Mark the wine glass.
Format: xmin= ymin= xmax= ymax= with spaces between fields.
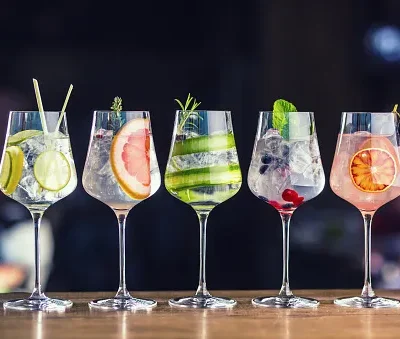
xmin=330 ymin=112 xmax=400 ymax=308
xmin=0 ymin=111 xmax=77 ymax=311
xmin=165 ymin=110 xmax=242 ymax=308
xmin=248 ymin=111 xmax=325 ymax=308
xmin=82 ymin=111 xmax=161 ymax=310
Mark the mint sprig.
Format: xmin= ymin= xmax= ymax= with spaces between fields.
xmin=272 ymin=99 xmax=297 ymax=139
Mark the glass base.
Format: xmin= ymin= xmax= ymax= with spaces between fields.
xmin=3 ymin=298 xmax=73 ymax=311
xmin=169 ymin=295 xmax=237 ymax=309
xmin=89 ymin=297 xmax=157 ymax=311
xmin=252 ymin=295 xmax=319 ymax=308
xmin=334 ymin=296 xmax=400 ymax=308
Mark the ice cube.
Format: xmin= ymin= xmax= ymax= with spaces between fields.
xmin=254 ymin=165 xmax=292 ymax=201
xmin=309 ymin=135 xmax=321 ymax=158
xmin=261 ymin=129 xmax=282 ymax=156
xmin=19 ymin=135 xmax=45 ymax=168
xmin=98 ymin=161 xmax=117 ymax=185
xmin=171 ymin=149 xmax=237 ymax=171
xmin=19 ymin=175 xmax=42 ymax=200
xmin=289 ymin=141 xmax=313 ymax=173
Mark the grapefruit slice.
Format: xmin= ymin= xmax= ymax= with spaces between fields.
xmin=110 ymin=118 xmax=151 ymax=200
xmin=350 ymin=147 xmax=397 ymax=193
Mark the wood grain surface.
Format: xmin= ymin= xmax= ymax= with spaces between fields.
xmin=1 ymin=290 xmax=400 ymax=338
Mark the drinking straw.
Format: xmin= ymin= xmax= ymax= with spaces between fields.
xmin=32 ymin=79 xmax=48 ymax=135
xmin=55 ymin=84 xmax=73 ymax=132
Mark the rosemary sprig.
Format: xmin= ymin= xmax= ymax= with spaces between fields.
xmin=175 ymin=93 xmax=202 ymax=134
xmin=111 ymin=96 xmax=123 ymax=114
xmin=110 ymin=96 xmax=123 ymax=129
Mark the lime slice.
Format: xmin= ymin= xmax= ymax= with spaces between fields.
xmin=172 ymin=134 xmax=236 ymax=156
xmin=7 ymin=130 xmax=43 ymax=146
xmin=0 ymin=146 xmax=24 ymax=195
xmin=34 ymin=150 xmax=71 ymax=191
xmin=165 ymin=164 xmax=242 ymax=191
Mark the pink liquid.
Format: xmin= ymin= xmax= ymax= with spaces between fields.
xmin=330 ymin=133 xmax=400 ymax=212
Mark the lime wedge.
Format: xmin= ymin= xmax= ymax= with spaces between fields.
xmin=34 ymin=150 xmax=71 ymax=191
xmin=165 ymin=164 xmax=242 ymax=191
xmin=7 ymin=130 xmax=43 ymax=146
xmin=172 ymin=134 xmax=236 ymax=156
xmin=0 ymin=152 xmax=11 ymax=189
xmin=0 ymin=146 xmax=24 ymax=195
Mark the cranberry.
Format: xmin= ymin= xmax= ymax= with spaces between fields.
xmin=293 ymin=196 xmax=304 ymax=206
xmin=282 ymin=189 xmax=298 ymax=202
xmin=268 ymin=200 xmax=282 ymax=209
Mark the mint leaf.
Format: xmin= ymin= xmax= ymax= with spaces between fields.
xmin=272 ymin=99 xmax=297 ymax=139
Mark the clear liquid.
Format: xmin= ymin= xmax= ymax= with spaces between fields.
xmin=165 ymin=143 xmax=242 ymax=213
xmin=2 ymin=133 xmax=77 ymax=211
xmin=330 ymin=133 xmax=400 ymax=211
xmin=248 ymin=129 xmax=325 ymax=210
xmin=82 ymin=129 xmax=161 ymax=210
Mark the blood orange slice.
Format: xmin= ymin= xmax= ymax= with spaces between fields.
xmin=350 ymin=147 xmax=397 ymax=193
xmin=110 ymin=118 xmax=151 ymax=199
xmin=360 ymin=137 xmax=399 ymax=161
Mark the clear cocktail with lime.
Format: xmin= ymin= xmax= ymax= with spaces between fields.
xmin=0 ymin=112 xmax=77 ymax=312
xmin=1 ymin=128 xmax=77 ymax=211
xmin=0 ymin=80 xmax=77 ymax=311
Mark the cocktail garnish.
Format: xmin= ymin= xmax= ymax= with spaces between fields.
xmin=175 ymin=93 xmax=202 ymax=134
xmin=350 ymin=148 xmax=396 ymax=192
xmin=32 ymin=79 xmax=48 ymax=135
xmin=111 ymin=96 xmax=123 ymax=114
xmin=55 ymin=84 xmax=74 ymax=132
xmin=272 ymin=99 xmax=297 ymax=139
xmin=110 ymin=96 xmax=123 ymax=128
xmin=392 ymin=104 xmax=399 ymax=114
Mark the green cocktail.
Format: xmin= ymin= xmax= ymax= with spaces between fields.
xmin=165 ymin=133 xmax=241 ymax=212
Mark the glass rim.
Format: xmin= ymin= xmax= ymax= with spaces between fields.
xmin=259 ymin=111 xmax=313 ymax=114
xmin=341 ymin=112 xmax=396 ymax=114
xmin=94 ymin=110 xmax=150 ymax=113
xmin=176 ymin=110 xmax=230 ymax=113
xmin=9 ymin=111 xmax=64 ymax=114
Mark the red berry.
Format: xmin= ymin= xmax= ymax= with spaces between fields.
xmin=282 ymin=189 xmax=298 ymax=202
xmin=268 ymin=200 xmax=282 ymax=209
xmin=293 ymin=196 xmax=304 ymax=206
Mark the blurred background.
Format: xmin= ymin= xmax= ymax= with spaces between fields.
xmin=1 ymin=0 xmax=400 ymax=293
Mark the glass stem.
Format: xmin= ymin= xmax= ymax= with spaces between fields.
xmin=361 ymin=212 xmax=376 ymax=299
xmin=195 ymin=212 xmax=211 ymax=298
xmin=30 ymin=212 xmax=45 ymax=300
xmin=115 ymin=211 xmax=130 ymax=299
xmin=278 ymin=212 xmax=293 ymax=298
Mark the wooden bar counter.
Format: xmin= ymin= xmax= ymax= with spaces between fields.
xmin=1 ymin=290 xmax=400 ymax=338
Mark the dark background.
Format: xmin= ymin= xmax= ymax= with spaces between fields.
xmin=2 ymin=0 xmax=400 ymax=293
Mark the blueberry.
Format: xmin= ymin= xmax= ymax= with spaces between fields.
xmin=259 ymin=164 xmax=269 ymax=174
xmin=282 ymin=203 xmax=293 ymax=209
xmin=258 ymin=195 xmax=269 ymax=202
xmin=282 ymin=144 xmax=289 ymax=157
xmin=275 ymin=158 xmax=286 ymax=168
xmin=261 ymin=154 xmax=273 ymax=164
